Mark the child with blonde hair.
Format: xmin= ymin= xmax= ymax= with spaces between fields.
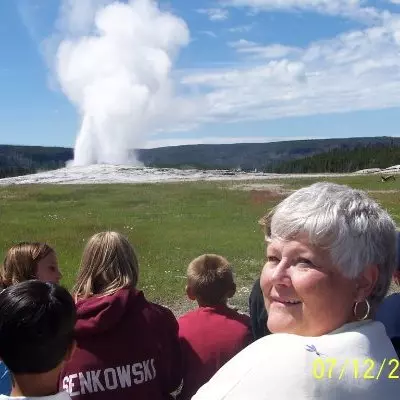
xmin=0 ymin=242 xmax=62 ymax=288
xmin=177 ymin=254 xmax=252 ymax=400
xmin=60 ymin=231 xmax=182 ymax=400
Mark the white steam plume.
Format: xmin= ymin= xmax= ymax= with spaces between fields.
xmin=54 ymin=0 xmax=190 ymax=166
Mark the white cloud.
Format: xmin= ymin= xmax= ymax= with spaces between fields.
xmin=56 ymin=0 xmax=111 ymax=35
xmin=222 ymin=0 xmax=382 ymax=22
xmin=224 ymin=0 xmax=361 ymax=9
xmin=229 ymin=39 xmax=257 ymax=47
xmin=199 ymin=30 xmax=218 ymax=38
xmin=228 ymin=23 xmax=254 ymax=32
xmin=197 ymin=7 xmax=229 ymax=21
xmin=180 ymin=14 xmax=400 ymax=125
xmin=182 ymin=59 xmax=306 ymax=88
xmin=17 ymin=0 xmax=44 ymax=44
xmin=230 ymin=40 xmax=301 ymax=59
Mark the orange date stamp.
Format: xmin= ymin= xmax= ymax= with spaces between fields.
xmin=312 ymin=358 xmax=400 ymax=380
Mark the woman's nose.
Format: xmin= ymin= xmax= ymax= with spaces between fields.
xmin=270 ymin=261 xmax=291 ymax=285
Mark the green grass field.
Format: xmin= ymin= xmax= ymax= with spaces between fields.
xmin=0 ymin=174 xmax=399 ymax=314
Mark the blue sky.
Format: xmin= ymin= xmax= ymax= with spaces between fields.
xmin=1 ymin=0 xmax=400 ymax=149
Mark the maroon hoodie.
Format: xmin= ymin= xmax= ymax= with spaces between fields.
xmin=177 ymin=305 xmax=252 ymax=400
xmin=60 ymin=288 xmax=182 ymax=400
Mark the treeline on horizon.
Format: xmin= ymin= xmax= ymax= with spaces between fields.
xmin=0 ymin=140 xmax=399 ymax=178
xmin=0 ymin=146 xmax=72 ymax=179
xmin=268 ymin=143 xmax=400 ymax=173
xmin=147 ymin=143 xmax=400 ymax=174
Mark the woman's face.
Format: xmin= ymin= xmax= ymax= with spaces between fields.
xmin=36 ymin=252 xmax=62 ymax=284
xmin=260 ymin=233 xmax=359 ymax=336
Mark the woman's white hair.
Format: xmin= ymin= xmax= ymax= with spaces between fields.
xmin=263 ymin=181 xmax=397 ymax=306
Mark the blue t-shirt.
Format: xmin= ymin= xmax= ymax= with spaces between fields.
xmin=0 ymin=362 xmax=11 ymax=395
xmin=375 ymin=293 xmax=400 ymax=339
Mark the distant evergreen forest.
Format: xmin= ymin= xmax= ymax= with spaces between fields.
xmin=0 ymin=146 xmax=72 ymax=178
xmin=0 ymin=137 xmax=399 ymax=178
xmin=267 ymin=143 xmax=400 ymax=173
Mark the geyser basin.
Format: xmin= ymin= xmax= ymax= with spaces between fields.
xmin=0 ymin=165 xmax=353 ymax=186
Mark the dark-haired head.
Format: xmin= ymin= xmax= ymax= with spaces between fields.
xmin=0 ymin=280 xmax=76 ymax=374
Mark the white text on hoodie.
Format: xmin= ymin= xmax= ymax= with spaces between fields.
xmin=62 ymin=358 xmax=157 ymax=396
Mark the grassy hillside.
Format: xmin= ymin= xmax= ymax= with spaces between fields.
xmin=0 ymin=182 xmax=270 ymax=310
xmin=0 ymin=175 xmax=398 ymax=314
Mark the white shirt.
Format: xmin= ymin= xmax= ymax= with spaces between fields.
xmin=192 ymin=320 xmax=399 ymax=400
xmin=0 ymin=391 xmax=71 ymax=400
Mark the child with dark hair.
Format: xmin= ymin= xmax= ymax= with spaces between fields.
xmin=177 ymin=254 xmax=252 ymax=400
xmin=0 ymin=280 xmax=76 ymax=400
xmin=0 ymin=242 xmax=63 ymax=395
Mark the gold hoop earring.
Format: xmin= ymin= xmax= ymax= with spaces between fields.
xmin=353 ymin=299 xmax=370 ymax=321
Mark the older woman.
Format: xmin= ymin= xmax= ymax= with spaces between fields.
xmin=192 ymin=182 xmax=399 ymax=400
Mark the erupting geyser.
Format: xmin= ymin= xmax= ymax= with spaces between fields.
xmin=54 ymin=0 xmax=190 ymax=166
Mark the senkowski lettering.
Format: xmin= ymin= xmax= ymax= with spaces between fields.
xmin=62 ymin=358 xmax=157 ymax=396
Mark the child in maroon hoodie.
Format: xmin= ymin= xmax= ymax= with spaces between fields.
xmin=60 ymin=232 xmax=182 ymax=400
xmin=177 ymin=254 xmax=253 ymax=400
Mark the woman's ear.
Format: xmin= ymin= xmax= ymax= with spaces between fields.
xmin=355 ymin=264 xmax=379 ymax=302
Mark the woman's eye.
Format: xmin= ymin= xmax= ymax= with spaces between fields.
xmin=267 ymin=256 xmax=280 ymax=263
xmin=296 ymin=258 xmax=315 ymax=268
